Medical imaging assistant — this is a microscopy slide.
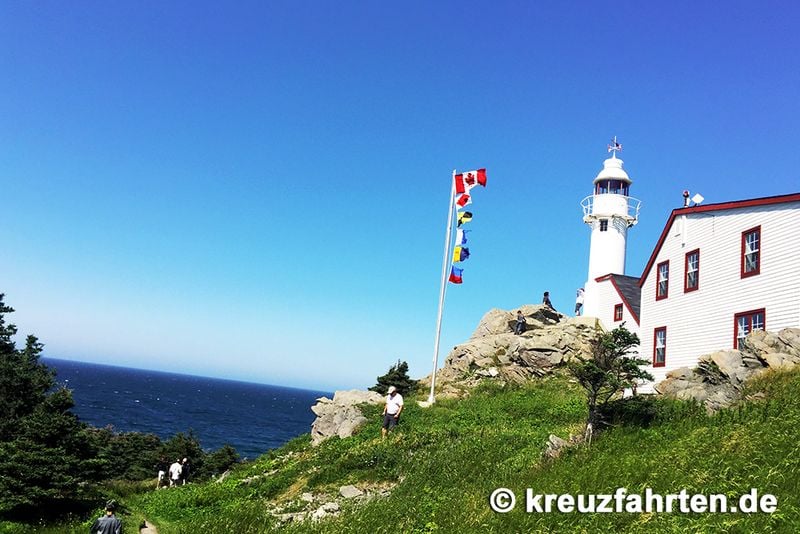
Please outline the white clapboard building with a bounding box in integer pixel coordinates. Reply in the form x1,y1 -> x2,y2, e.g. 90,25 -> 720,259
581,143 -> 800,389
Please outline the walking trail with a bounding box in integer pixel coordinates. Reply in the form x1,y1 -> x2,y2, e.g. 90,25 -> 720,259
140,519 -> 159,534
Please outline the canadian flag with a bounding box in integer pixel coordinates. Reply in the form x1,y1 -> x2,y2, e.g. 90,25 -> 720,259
455,168 -> 487,194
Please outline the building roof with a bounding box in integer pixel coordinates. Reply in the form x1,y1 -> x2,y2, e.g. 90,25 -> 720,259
595,273 -> 641,324
638,192 -> 800,287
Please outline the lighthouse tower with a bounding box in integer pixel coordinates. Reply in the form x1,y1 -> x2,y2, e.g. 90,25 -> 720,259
580,139 -> 640,318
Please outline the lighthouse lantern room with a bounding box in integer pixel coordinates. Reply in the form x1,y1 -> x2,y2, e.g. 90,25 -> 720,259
581,138 -> 641,318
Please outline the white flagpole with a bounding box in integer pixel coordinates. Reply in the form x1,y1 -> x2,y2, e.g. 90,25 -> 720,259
428,169 -> 457,404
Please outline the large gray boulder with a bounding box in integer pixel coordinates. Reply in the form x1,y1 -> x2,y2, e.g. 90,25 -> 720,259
310,390 -> 384,446
418,304 -> 596,395
655,327 -> 800,412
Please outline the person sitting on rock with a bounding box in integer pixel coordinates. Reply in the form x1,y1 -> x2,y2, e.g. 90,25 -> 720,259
543,291 -> 555,311
381,386 -> 404,438
514,310 -> 526,335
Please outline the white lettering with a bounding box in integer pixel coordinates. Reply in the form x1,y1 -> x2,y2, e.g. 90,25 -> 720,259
596,494 -> 613,513
625,494 -> 643,513
614,487 -> 627,512
689,494 -> 707,513
544,494 -> 558,513
645,488 -> 663,513
740,488 -> 758,513
577,493 -> 595,513
708,494 -> 726,513
526,490 -> 543,513
678,489 -> 691,513
557,494 -> 574,513
760,494 -> 777,513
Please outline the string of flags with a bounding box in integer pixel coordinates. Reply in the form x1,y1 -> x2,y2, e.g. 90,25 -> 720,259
449,168 -> 487,284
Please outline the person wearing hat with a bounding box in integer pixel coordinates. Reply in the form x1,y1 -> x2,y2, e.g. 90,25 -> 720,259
90,500 -> 122,534
381,385 -> 404,438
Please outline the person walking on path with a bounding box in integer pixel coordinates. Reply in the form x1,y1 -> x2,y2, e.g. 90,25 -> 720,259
168,458 -> 183,487
543,291 -> 555,311
89,500 -> 122,534
574,288 -> 584,316
155,456 -> 168,490
381,386 -> 404,438
514,310 -> 526,335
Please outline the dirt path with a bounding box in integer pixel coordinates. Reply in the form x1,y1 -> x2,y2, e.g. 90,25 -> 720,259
140,519 -> 159,534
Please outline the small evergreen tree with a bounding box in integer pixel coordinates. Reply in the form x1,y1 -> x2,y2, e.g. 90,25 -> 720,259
203,444 -> 240,478
568,324 -> 653,438
369,359 -> 417,395
0,294 -> 102,518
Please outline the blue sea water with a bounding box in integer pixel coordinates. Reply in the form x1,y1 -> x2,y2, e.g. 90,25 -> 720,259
43,358 -> 331,460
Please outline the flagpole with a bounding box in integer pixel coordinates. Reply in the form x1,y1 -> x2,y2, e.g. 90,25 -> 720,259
428,169 -> 457,404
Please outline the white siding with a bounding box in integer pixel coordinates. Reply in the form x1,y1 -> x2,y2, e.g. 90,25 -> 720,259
639,201 -> 800,386
590,279 -> 640,340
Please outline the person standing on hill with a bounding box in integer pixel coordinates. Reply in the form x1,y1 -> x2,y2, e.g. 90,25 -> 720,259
156,456 -> 168,489
543,291 -> 555,311
381,385 -> 404,438
89,500 -> 122,534
180,457 -> 190,485
169,458 -> 183,487
575,288 -> 584,316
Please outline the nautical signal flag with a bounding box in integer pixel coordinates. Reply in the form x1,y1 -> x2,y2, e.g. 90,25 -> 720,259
456,229 -> 468,245
452,246 -> 470,263
449,266 -> 463,284
457,211 -> 473,227
455,169 -> 487,194
456,194 -> 472,208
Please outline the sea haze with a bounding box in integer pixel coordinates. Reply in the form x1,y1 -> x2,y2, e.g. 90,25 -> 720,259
44,358 -> 331,460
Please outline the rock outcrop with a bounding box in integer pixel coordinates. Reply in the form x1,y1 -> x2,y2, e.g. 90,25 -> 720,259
655,328 -> 800,411
310,389 -> 384,446
419,305 -> 598,397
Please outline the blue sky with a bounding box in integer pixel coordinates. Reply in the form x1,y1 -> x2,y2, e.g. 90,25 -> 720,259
2,1 -> 798,391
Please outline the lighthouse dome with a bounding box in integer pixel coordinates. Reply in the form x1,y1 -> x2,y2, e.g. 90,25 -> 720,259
593,156 -> 631,184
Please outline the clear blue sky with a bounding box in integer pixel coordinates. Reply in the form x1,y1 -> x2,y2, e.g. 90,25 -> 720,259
2,2 -> 798,391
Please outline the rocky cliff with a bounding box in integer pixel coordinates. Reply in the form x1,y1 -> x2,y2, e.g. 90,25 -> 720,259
418,304 -> 598,397
655,327 -> 800,411
309,305 -> 800,442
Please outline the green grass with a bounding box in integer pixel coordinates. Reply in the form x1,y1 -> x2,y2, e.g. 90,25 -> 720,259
134,377 -> 586,533
10,369 -> 800,533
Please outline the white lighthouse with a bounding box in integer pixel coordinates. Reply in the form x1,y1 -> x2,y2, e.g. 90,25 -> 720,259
580,138 -> 640,318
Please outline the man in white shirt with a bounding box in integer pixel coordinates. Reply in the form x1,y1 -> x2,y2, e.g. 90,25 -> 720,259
381,385 -> 404,438
169,458 -> 183,487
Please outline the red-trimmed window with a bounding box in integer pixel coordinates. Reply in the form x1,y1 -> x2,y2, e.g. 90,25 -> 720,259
741,226 -> 761,278
613,303 -> 623,322
656,261 -> 669,300
653,327 -> 666,367
734,309 -> 765,348
685,249 -> 699,292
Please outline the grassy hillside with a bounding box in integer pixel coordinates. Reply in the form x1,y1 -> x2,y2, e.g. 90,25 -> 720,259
125,369 -> 800,533
8,369 -> 799,533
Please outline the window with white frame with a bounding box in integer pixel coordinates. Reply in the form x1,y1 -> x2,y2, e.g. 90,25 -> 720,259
685,249 -> 699,292
656,260 -> 669,300
653,327 -> 666,367
599,219 -> 608,232
734,309 -> 765,348
741,226 -> 760,278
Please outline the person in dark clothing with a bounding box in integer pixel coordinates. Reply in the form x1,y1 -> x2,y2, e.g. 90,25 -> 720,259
90,500 -> 122,534
514,310 -> 526,335
180,457 -> 190,485
542,291 -> 555,311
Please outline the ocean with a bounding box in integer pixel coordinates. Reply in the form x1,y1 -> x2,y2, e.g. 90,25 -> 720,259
43,358 -> 331,460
